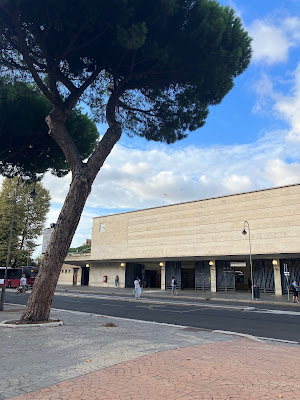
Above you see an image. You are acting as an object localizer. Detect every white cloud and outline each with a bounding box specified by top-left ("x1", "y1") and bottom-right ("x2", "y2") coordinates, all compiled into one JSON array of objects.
[
  {"x1": 274, "y1": 64, "x2": 300, "y2": 140},
  {"x1": 251, "y1": 62, "x2": 300, "y2": 142},
  {"x1": 42, "y1": 129, "x2": 300, "y2": 218},
  {"x1": 249, "y1": 21, "x2": 289, "y2": 64},
  {"x1": 248, "y1": 17, "x2": 300, "y2": 65},
  {"x1": 222, "y1": 174, "x2": 251, "y2": 193},
  {"x1": 263, "y1": 159, "x2": 300, "y2": 187},
  {"x1": 42, "y1": 172, "x2": 71, "y2": 203},
  {"x1": 252, "y1": 74, "x2": 276, "y2": 115}
]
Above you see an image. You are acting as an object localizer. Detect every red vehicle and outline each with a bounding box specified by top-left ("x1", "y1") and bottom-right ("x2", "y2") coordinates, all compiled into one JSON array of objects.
[{"x1": 0, "y1": 266, "x2": 38, "y2": 288}]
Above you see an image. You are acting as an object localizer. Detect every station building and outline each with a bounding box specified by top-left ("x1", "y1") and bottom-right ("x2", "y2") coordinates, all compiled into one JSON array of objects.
[{"x1": 63, "y1": 183, "x2": 300, "y2": 296}]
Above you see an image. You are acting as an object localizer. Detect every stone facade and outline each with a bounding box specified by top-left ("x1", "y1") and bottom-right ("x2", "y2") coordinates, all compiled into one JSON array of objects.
[
  {"x1": 58, "y1": 264, "x2": 82, "y2": 286},
  {"x1": 64, "y1": 184, "x2": 300, "y2": 294},
  {"x1": 92, "y1": 184, "x2": 300, "y2": 261}
]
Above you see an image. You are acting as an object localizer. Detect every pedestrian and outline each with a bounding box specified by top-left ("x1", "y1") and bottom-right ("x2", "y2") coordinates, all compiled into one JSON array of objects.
[
  {"x1": 115, "y1": 275, "x2": 119, "y2": 288},
  {"x1": 248, "y1": 277, "x2": 252, "y2": 291},
  {"x1": 16, "y1": 284, "x2": 23, "y2": 294},
  {"x1": 171, "y1": 277, "x2": 178, "y2": 295},
  {"x1": 20, "y1": 274, "x2": 27, "y2": 295},
  {"x1": 143, "y1": 274, "x2": 148, "y2": 288},
  {"x1": 291, "y1": 280, "x2": 299, "y2": 303},
  {"x1": 134, "y1": 277, "x2": 141, "y2": 299}
]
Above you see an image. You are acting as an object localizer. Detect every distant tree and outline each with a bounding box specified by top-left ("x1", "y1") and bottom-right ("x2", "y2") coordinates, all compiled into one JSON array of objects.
[
  {"x1": 0, "y1": 79, "x2": 99, "y2": 179},
  {"x1": 0, "y1": 178, "x2": 51, "y2": 266},
  {"x1": 0, "y1": 0, "x2": 251, "y2": 323},
  {"x1": 68, "y1": 244, "x2": 91, "y2": 255}
]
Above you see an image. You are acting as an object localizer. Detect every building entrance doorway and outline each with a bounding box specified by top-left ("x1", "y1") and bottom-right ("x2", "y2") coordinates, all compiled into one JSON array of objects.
[
  {"x1": 216, "y1": 261, "x2": 235, "y2": 291},
  {"x1": 195, "y1": 261, "x2": 210, "y2": 290},
  {"x1": 125, "y1": 263, "x2": 143, "y2": 287},
  {"x1": 73, "y1": 269, "x2": 79, "y2": 285},
  {"x1": 181, "y1": 268, "x2": 195, "y2": 289},
  {"x1": 180, "y1": 261, "x2": 195, "y2": 289},
  {"x1": 144, "y1": 270, "x2": 161, "y2": 288},
  {"x1": 81, "y1": 266, "x2": 89, "y2": 286}
]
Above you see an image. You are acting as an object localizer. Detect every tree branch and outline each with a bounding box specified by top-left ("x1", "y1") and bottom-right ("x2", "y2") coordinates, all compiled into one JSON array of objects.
[
  {"x1": 87, "y1": 87, "x2": 123, "y2": 181},
  {"x1": 64, "y1": 66, "x2": 103, "y2": 112},
  {"x1": 6, "y1": 8, "x2": 59, "y2": 106},
  {"x1": 45, "y1": 108, "x2": 83, "y2": 175},
  {"x1": 118, "y1": 100, "x2": 156, "y2": 116},
  {"x1": 87, "y1": 123, "x2": 122, "y2": 184},
  {"x1": 56, "y1": 69, "x2": 78, "y2": 94},
  {"x1": 60, "y1": 21, "x2": 89, "y2": 60},
  {"x1": 69, "y1": 27, "x2": 109, "y2": 54}
]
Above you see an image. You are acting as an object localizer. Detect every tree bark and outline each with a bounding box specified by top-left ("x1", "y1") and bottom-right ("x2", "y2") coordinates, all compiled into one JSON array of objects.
[
  {"x1": 19, "y1": 115, "x2": 122, "y2": 323},
  {"x1": 19, "y1": 172, "x2": 91, "y2": 322}
]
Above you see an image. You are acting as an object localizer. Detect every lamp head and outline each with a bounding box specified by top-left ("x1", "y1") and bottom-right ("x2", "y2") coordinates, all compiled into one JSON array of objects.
[
  {"x1": 242, "y1": 229, "x2": 247, "y2": 236},
  {"x1": 29, "y1": 188, "x2": 37, "y2": 199}
]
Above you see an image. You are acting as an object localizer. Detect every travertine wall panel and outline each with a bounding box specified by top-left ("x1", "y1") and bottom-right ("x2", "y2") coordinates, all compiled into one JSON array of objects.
[
  {"x1": 91, "y1": 185, "x2": 300, "y2": 260},
  {"x1": 58, "y1": 264, "x2": 81, "y2": 285},
  {"x1": 89, "y1": 262, "x2": 125, "y2": 287}
]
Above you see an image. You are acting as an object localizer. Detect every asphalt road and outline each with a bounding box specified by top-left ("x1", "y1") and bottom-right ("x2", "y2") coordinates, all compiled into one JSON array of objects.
[{"x1": 5, "y1": 291, "x2": 300, "y2": 343}]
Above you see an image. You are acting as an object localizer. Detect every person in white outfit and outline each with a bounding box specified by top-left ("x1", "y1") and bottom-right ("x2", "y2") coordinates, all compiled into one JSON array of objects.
[
  {"x1": 20, "y1": 274, "x2": 27, "y2": 295},
  {"x1": 134, "y1": 277, "x2": 141, "y2": 299}
]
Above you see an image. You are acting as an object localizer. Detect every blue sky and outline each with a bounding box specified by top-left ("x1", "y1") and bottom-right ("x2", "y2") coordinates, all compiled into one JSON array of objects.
[{"x1": 33, "y1": 0, "x2": 300, "y2": 251}]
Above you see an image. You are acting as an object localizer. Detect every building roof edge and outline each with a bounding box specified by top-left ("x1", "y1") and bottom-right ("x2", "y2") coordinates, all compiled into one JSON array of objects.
[{"x1": 93, "y1": 182, "x2": 300, "y2": 219}]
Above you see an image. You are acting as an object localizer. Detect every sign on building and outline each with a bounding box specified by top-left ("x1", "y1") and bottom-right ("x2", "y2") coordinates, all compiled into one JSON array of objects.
[
  {"x1": 42, "y1": 227, "x2": 54, "y2": 254},
  {"x1": 230, "y1": 261, "x2": 247, "y2": 268}
]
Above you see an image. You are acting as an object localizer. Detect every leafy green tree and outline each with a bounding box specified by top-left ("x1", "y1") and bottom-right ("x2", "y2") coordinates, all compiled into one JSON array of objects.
[
  {"x1": 0, "y1": 177, "x2": 51, "y2": 266},
  {"x1": 0, "y1": 79, "x2": 99, "y2": 179},
  {"x1": 0, "y1": 0, "x2": 251, "y2": 322},
  {"x1": 68, "y1": 244, "x2": 91, "y2": 255}
]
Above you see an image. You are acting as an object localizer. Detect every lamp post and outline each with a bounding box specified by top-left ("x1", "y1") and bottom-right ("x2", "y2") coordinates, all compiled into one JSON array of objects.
[
  {"x1": 0, "y1": 177, "x2": 20, "y2": 311},
  {"x1": 24, "y1": 183, "x2": 38, "y2": 266},
  {"x1": 242, "y1": 220, "x2": 254, "y2": 301},
  {"x1": 0, "y1": 179, "x2": 37, "y2": 311},
  {"x1": 29, "y1": 182, "x2": 37, "y2": 199}
]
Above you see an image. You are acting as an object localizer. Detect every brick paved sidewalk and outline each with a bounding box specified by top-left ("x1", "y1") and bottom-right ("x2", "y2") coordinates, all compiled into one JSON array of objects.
[{"x1": 11, "y1": 339, "x2": 300, "y2": 400}]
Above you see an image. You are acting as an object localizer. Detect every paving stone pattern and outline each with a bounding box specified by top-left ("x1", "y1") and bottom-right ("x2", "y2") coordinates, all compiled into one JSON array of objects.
[
  {"x1": 0, "y1": 307, "x2": 231, "y2": 399},
  {"x1": 10, "y1": 339, "x2": 300, "y2": 400}
]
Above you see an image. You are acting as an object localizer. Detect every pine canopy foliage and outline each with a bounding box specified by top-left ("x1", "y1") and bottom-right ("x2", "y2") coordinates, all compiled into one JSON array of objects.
[
  {"x1": 0, "y1": 0, "x2": 252, "y2": 146},
  {"x1": 0, "y1": 79, "x2": 99, "y2": 178}
]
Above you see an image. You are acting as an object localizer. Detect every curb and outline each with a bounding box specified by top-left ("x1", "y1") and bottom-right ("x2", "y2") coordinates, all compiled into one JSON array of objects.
[{"x1": 0, "y1": 319, "x2": 63, "y2": 328}]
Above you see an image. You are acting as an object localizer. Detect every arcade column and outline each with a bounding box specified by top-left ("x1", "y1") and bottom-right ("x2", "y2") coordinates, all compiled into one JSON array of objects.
[{"x1": 209, "y1": 260, "x2": 217, "y2": 293}]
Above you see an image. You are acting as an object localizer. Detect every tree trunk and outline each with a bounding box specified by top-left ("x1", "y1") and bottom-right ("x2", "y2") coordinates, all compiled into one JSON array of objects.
[
  {"x1": 17, "y1": 86, "x2": 122, "y2": 322},
  {"x1": 19, "y1": 110, "x2": 121, "y2": 323},
  {"x1": 19, "y1": 172, "x2": 91, "y2": 322}
]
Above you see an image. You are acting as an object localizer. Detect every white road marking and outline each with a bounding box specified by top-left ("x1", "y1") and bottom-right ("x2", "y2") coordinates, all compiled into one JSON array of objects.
[
  {"x1": 252, "y1": 309, "x2": 300, "y2": 316},
  {"x1": 64, "y1": 299, "x2": 82, "y2": 303}
]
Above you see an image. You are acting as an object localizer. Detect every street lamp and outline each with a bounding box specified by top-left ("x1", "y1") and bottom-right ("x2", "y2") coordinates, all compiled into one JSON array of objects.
[
  {"x1": 242, "y1": 220, "x2": 254, "y2": 300},
  {"x1": 0, "y1": 180, "x2": 37, "y2": 311},
  {"x1": 0, "y1": 177, "x2": 20, "y2": 311},
  {"x1": 29, "y1": 182, "x2": 37, "y2": 199},
  {"x1": 24, "y1": 183, "x2": 38, "y2": 266}
]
